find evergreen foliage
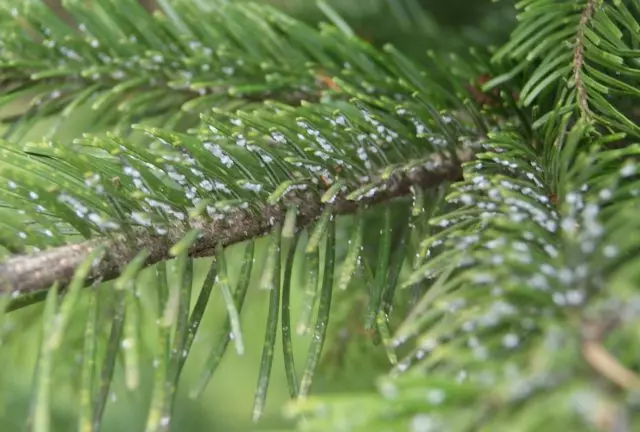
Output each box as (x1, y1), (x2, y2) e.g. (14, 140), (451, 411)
(0, 0), (639, 430)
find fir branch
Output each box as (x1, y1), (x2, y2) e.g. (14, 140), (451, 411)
(0, 76), (315, 122)
(573, 0), (596, 119)
(0, 148), (471, 303)
(0, 0), (361, 135)
(490, 0), (639, 136)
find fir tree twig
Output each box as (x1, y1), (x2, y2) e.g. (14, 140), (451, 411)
(0, 148), (472, 303)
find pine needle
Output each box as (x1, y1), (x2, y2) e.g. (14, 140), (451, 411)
(282, 234), (301, 398)
(337, 207), (363, 291)
(78, 287), (98, 432)
(93, 291), (126, 432)
(252, 226), (283, 422)
(365, 206), (392, 331)
(190, 241), (255, 399)
(29, 283), (58, 432)
(299, 213), (336, 397)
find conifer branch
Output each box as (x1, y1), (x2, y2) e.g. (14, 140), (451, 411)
(0, 76), (316, 124)
(0, 149), (472, 303)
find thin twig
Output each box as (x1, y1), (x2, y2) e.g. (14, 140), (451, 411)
(0, 149), (472, 306)
(573, 0), (596, 119)
(581, 315), (640, 390)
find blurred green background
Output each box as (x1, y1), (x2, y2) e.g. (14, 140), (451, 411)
(0, 1), (514, 430)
